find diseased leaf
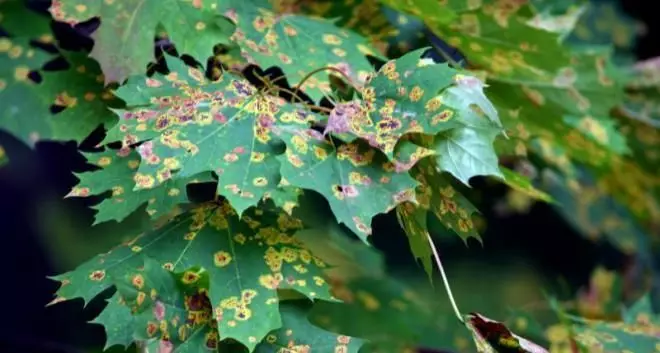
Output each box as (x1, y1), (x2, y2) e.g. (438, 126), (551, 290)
(37, 52), (119, 142)
(328, 48), (503, 160)
(0, 36), (54, 146)
(572, 294), (660, 353)
(396, 201), (433, 278)
(112, 259), (220, 352)
(49, 201), (332, 351)
(67, 148), (212, 224)
(310, 276), (435, 353)
(91, 292), (136, 351)
(413, 158), (481, 243)
(221, 0), (383, 101)
(256, 301), (364, 353)
(465, 312), (549, 353)
(276, 132), (418, 241)
(49, 0), (233, 84)
(104, 55), (320, 215)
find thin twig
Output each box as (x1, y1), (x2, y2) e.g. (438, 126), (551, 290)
(293, 66), (357, 99)
(426, 232), (464, 324)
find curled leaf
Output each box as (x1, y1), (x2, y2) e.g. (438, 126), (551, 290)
(465, 312), (549, 353)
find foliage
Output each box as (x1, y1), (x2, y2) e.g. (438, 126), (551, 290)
(1, 0), (659, 352)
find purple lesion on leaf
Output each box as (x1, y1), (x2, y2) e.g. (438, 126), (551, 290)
(325, 101), (361, 136)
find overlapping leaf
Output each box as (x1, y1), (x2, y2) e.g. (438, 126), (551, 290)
(104, 55), (320, 215)
(400, 2), (631, 170)
(256, 302), (364, 353)
(67, 148), (213, 224)
(327, 49), (505, 185)
(114, 260), (221, 352)
(276, 130), (418, 241)
(412, 158), (481, 243)
(49, 0), (233, 84)
(50, 201), (332, 351)
(91, 293), (136, 350)
(572, 294), (660, 353)
(219, 0), (383, 101)
(38, 52), (120, 142)
(500, 167), (553, 203)
(0, 36), (54, 146)
(0, 0), (53, 42)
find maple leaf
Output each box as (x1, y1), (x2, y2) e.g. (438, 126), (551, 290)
(398, 157), (483, 278)
(49, 0), (233, 84)
(66, 148), (213, 224)
(287, 0), (395, 51)
(0, 0), (53, 42)
(49, 201), (333, 351)
(112, 259), (221, 352)
(37, 51), (120, 142)
(219, 0), (383, 102)
(500, 167), (553, 203)
(328, 48), (503, 158)
(572, 294), (660, 353)
(276, 129), (418, 241)
(256, 302), (364, 353)
(309, 275), (436, 353)
(90, 293), (136, 351)
(104, 55), (321, 215)
(465, 312), (549, 353)
(399, 2), (631, 171)
(396, 201), (433, 278)
(0, 36), (54, 146)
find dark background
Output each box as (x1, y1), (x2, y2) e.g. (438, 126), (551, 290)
(0, 0), (658, 352)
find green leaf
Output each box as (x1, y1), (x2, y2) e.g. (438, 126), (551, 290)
(396, 202), (433, 279)
(67, 148), (212, 224)
(0, 0), (53, 41)
(378, 0), (458, 27)
(276, 134), (418, 241)
(432, 110), (503, 185)
(309, 276), (435, 352)
(104, 55), (319, 215)
(112, 258), (220, 351)
(91, 293), (136, 351)
(49, 0), (233, 84)
(327, 48), (503, 160)
(50, 201), (332, 351)
(500, 167), (553, 203)
(0, 36), (54, 146)
(256, 301), (364, 353)
(572, 295), (660, 353)
(37, 52), (119, 143)
(413, 158), (482, 243)
(221, 0), (383, 101)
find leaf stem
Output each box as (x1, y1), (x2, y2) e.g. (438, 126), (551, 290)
(294, 66), (357, 99)
(426, 232), (464, 324)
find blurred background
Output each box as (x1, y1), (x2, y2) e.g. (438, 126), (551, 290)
(0, 0), (658, 352)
